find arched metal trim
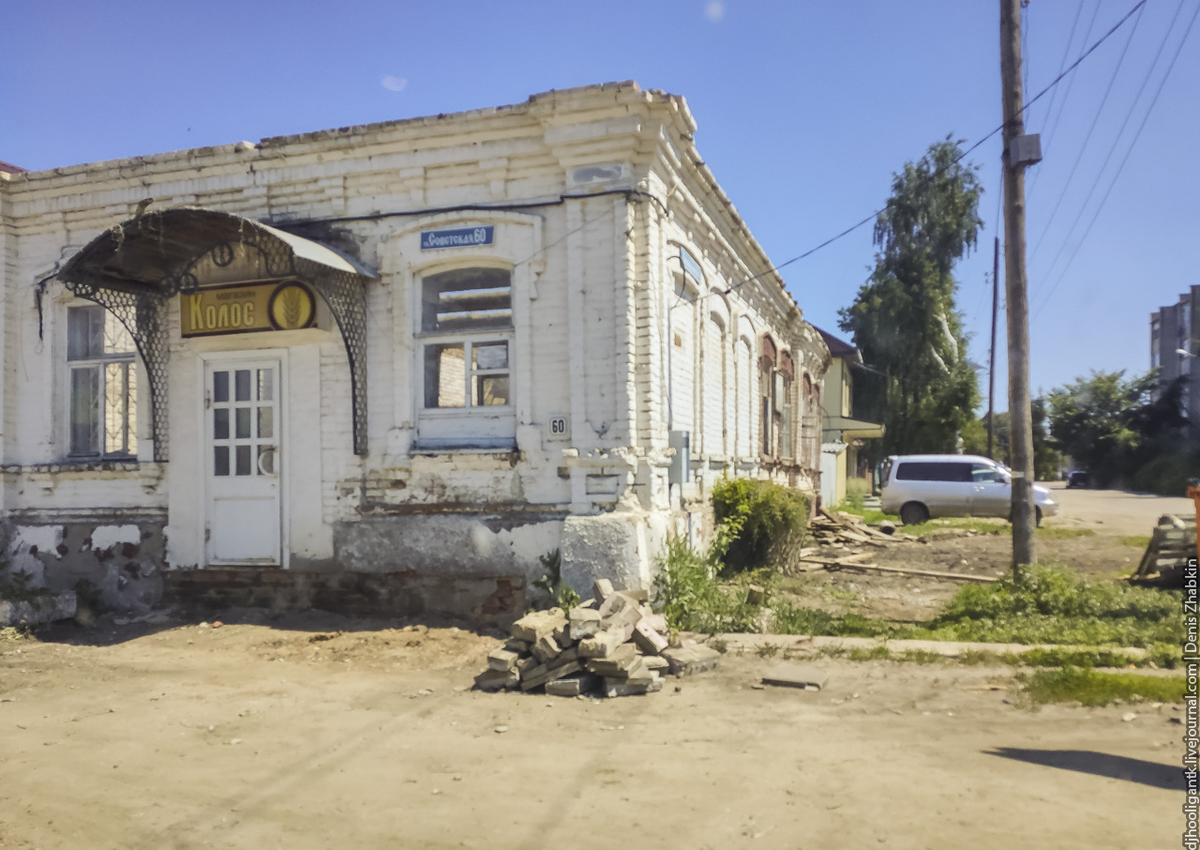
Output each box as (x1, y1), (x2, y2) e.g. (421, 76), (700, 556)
(57, 208), (376, 461)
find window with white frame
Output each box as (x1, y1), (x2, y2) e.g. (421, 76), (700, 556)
(66, 305), (138, 458)
(418, 267), (515, 446)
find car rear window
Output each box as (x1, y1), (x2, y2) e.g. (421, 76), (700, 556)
(894, 461), (972, 482)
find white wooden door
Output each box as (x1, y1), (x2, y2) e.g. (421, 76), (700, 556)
(205, 359), (282, 565)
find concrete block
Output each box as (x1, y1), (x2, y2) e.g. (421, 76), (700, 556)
(642, 655), (670, 672)
(604, 676), (663, 697)
(487, 647), (521, 672)
(632, 620), (668, 655)
(504, 639), (532, 654)
(569, 606), (603, 639)
(578, 627), (625, 658)
(521, 659), (582, 692)
(584, 644), (640, 677)
(0, 591), (76, 627)
(511, 608), (566, 643)
(516, 655), (539, 676)
(532, 633), (563, 663)
(553, 622), (574, 647)
(661, 645), (721, 677)
(746, 584), (765, 606)
(593, 578), (615, 602)
(760, 664), (830, 691)
(545, 672), (601, 697)
(474, 669), (519, 692)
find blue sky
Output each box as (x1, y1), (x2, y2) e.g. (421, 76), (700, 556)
(3, 0), (1197, 405)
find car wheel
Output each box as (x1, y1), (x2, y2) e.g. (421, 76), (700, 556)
(899, 502), (929, 526)
(1036, 507), (1043, 527)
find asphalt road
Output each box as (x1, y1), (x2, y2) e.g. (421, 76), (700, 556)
(1043, 481), (1195, 537)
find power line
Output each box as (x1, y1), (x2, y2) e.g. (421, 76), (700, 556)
(1032, 0), (1200, 320)
(1027, 0), (1088, 196)
(1038, 1), (1102, 162)
(1030, 1), (1147, 259)
(721, 0), (1148, 299)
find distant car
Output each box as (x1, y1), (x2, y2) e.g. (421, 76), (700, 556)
(1067, 471), (1089, 489)
(880, 454), (1059, 526)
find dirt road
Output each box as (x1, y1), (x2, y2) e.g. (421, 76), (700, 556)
(1045, 482), (1194, 537)
(0, 616), (1183, 850)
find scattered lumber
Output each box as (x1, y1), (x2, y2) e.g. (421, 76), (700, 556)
(474, 581), (720, 698)
(1132, 514), (1194, 586)
(822, 561), (999, 584)
(809, 507), (912, 548)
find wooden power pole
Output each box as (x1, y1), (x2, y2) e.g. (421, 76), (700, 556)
(1000, 0), (1037, 573)
(988, 235), (999, 460)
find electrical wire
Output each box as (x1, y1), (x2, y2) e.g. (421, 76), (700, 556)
(1036, 0), (1102, 172)
(1032, 0), (1190, 308)
(1032, 0), (1200, 321)
(1029, 1), (1147, 259)
(720, 0), (1148, 299)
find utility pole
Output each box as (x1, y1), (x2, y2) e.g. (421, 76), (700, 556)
(988, 235), (999, 460)
(1000, 0), (1037, 574)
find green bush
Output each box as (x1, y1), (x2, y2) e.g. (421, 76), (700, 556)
(711, 477), (809, 573)
(1131, 448), (1200, 496)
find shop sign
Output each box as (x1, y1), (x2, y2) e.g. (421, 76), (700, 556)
(181, 281), (317, 337)
(420, 225), (494, 250)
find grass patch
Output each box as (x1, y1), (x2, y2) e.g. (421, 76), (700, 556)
(1120, 535), (1151, 549)
(908, 564), (1183, 648)
(900, 517), (1009, 536)
(1035, 527), (1095, 540)
(1020, 667), (1187, 706)
(847, 645), (892, 661)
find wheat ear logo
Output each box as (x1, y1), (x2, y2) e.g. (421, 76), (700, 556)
(268, 282), (315, 330)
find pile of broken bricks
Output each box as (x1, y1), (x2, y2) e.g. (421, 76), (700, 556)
(474, 579), (722, 698)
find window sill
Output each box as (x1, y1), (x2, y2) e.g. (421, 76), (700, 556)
(2, 459), (151, 475)
(410, 441), (518, 455)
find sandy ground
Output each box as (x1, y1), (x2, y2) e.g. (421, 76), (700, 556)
(0, 616), (1185, 850)
(1045, 482), (1195, 537)
(1, 488), (1189, 850)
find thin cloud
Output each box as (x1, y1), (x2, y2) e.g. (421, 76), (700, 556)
(381, 75), (408, 93)
(705, 1), (724, 22)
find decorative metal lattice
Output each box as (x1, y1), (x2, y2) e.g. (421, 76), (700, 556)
(60, 211), (371, 461)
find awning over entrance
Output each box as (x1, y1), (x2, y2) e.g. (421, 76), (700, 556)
(823, 415), (886, 441)
(58, 208), (376, 461)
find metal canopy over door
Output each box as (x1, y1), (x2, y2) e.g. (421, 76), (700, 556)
(205, 359), (282, 565)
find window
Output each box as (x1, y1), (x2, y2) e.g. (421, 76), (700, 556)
(895, 461), (972, 482)
(66, 305), (138, 458)
(417, 267), (515, 447)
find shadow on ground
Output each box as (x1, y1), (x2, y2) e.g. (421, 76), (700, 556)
(985, 747), (1184, 791)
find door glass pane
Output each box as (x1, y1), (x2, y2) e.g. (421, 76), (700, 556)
(125, 365), (138, 456)
(257, 445), (275, 476)
(235, 370), (252, 401)
(213, 371), (229, 403)
(257, 407), (273, 439)
(424, 344), (465, 408)
(257, 369), (273, 401)
(213, 408), (229, 440)
(235, 445), (252, 476)
(235, 408), (251, 439)
(213, 446), (230, 476)
(476, 375), (510, 407)
(69, 366), (100, 455)
(103, 311), (135, 354)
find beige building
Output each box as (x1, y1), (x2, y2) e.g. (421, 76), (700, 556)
(816, 327), (883, 506)
(0, 82), (828, 621)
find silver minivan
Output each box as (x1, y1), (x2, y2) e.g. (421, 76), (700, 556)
(880, 454), (1059, 526)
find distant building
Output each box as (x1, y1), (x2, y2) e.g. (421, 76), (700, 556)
(814, 327), (884, 506)
(1150, 287), (1200, 432)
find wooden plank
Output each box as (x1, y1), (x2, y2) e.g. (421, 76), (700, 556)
(827, 562), (999, 584)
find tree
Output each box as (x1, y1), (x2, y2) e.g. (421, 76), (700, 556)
(839, 138), (983, 457)
(1046, 370), (1185, 487)
(961, 402), (1060, 480)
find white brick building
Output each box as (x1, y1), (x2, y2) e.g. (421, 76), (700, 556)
(0, 82), (829, 621)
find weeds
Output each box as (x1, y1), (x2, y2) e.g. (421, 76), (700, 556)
(1019, 667), (1187, 706)
(912, 564), (1182, 647)
(756, 643), (781, 658)
(1120, 535), (1151, 549)
(712, 477), (809, 573)
(532, 549), (581, 612)
(0, 570), (53, 609)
